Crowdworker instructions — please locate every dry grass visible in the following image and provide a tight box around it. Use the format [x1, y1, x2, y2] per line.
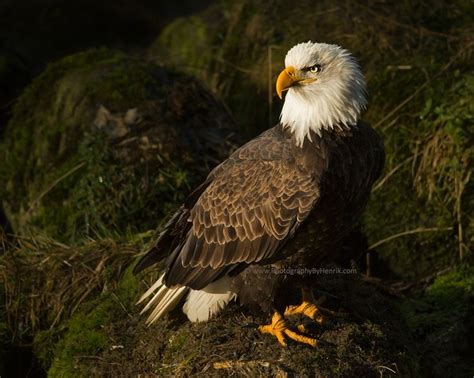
[0, 236, 137, 340]
[414, 127, 473, 260]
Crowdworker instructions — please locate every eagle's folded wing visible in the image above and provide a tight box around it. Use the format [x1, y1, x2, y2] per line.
[164, 153, 320, 289]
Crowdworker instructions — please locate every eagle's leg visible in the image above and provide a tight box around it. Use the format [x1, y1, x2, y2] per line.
[284, 287, 325, 325]
[258, 311, 317, 347]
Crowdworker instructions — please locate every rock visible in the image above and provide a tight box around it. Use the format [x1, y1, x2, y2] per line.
[0, 48, 241, 242]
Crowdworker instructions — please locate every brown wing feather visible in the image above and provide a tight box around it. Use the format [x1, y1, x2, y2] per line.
[164, 128, 320, 289]
[189, 159, 318, 266]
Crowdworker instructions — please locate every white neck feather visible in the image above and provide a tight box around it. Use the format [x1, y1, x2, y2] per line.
[279, 42, 367, 147]
[280, 84, 365, 146]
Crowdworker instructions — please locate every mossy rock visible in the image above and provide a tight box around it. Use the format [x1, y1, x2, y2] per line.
[398, 266, 474, 377]
[39, 266, 140, 377]
[0, 236, 142, 376]
[1, 234, 419, 376]
[150, 0, 474, 279]
[0, 48, 240, 242]
[41, 273, 418, 377]
[150, 13, 217, 80]
[149, 1, 279, 136]
[3, 233, 470, 377]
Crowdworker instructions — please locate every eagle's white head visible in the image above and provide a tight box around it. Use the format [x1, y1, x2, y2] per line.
[277, 41, 367, 146]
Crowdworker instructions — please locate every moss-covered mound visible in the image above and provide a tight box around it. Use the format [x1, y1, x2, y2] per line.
[41, 274, 418, 375]
[0, 237, 141, 376]
[399, 266, 474, 377]
[0, 48, 240, 242]
[0, 237, 416, 377]
[150, 0, 474, 279]
[86, 274, 417, 377]
[4, 241, 470, 377]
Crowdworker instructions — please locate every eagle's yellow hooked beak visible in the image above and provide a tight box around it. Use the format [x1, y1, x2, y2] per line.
[276, 66, 298, 99]
[276, 66, 317, 99]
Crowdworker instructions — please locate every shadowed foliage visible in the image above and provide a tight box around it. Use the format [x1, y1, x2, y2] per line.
[0, 49, 240, 242]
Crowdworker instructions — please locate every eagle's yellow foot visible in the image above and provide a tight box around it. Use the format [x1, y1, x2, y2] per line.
[284, 300, 325, 325]
[258, 311, 317, 347]
[284, 287, 325, 325]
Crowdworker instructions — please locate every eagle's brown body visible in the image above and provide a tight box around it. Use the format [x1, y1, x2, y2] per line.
[134, 120, 384, 314]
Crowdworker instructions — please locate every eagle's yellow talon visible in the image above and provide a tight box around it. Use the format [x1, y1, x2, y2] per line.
[284, 328, 318, 347]
[284, 301, 325, 324]
[259, 311, 317, 347]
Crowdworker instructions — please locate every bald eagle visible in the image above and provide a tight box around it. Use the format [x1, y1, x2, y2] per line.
[134, 41, 384, 346]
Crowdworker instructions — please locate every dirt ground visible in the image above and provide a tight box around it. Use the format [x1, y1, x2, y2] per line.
[79, 274, 416, 377]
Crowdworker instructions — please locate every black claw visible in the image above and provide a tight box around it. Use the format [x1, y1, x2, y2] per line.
[300, 320, 320, 333]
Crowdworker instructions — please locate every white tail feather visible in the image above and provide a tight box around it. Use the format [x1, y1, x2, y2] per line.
[146, 286, 187, 324]
[138, 273, 189, 325]
[138, 274, 237, 324]
[136, 275, 164, 305]
[140, 282, 169, 314]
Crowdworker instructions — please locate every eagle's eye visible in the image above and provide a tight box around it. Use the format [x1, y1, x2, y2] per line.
[307, 65, 321, 73]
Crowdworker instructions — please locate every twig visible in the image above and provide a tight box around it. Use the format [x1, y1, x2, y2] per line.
[75, 355, 121, 364]
[367, 226, 453, 251]
[455, 170, 471, 261]
[49, 305, 65, 330]
[214, 57, 253, 74]
[372, 156, 414, 191]
[213, 360, 271, 369]
[111, 292, 133, 319]
[376, 364, 398, 375]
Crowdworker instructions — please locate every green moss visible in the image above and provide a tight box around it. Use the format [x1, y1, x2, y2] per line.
[48, 324, 108, 377]
[151, 15, 214, 79]
[399, 266, 474, 377]
[160, 328, 200, 375]
[45, 267, 139, 376]
[33, 329, 59, 371]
